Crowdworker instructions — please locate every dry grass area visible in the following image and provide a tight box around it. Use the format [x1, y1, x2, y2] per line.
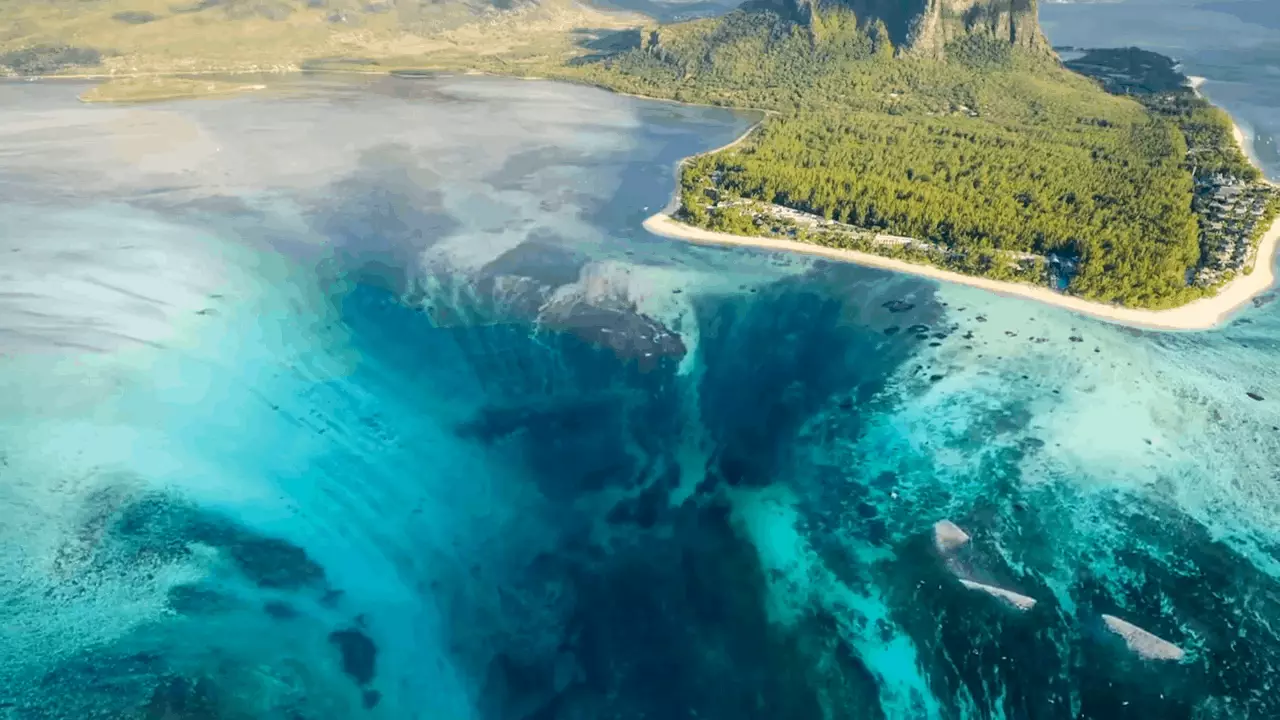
[79, 76, 268, 102]
[0, 0, 643, 96]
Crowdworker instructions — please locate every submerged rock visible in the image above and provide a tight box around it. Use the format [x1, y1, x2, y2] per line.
[959, 579, 1037, 611]
[932, 520, 970, 553]
[1101, 614, 1186, 661]
[329, 628, 378, 685]
[144, 676, 219, 719]
[263, 601, 298, 620]
[166, 584, 238, 615]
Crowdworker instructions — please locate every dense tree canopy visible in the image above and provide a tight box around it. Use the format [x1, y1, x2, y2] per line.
[567, 10, 1275, 309]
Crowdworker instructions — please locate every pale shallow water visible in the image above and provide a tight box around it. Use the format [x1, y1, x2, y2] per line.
[1, 63, 1279, 720]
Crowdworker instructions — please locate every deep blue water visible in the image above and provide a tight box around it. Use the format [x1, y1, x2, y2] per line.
[2, 42, 1280, 720]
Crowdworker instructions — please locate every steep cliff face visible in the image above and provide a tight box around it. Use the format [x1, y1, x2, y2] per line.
[771, 0, 1047, 58]
[906, 0, 1048, 57]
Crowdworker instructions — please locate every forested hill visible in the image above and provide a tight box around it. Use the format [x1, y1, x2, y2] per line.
[568, 2, 1278, 309]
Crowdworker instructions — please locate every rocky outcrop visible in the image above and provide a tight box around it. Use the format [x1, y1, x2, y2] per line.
[933, 519, 971, 553]
[765, 0, 1048, 58]
[905, 0, 1047, 57]
[959, 579, 1038, 610]
[1101, 614, 1187, 661]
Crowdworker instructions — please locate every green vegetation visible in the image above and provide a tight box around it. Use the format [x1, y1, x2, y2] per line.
[0, 44, 102, 75]
[564, 10, 1275, 309]
[1066, 48, 1259, 181]
[1066, 47, 1279, 286]
[0, 0, 1272, 309]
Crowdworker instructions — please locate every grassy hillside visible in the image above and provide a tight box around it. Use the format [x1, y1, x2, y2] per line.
[564, 8, 1274, 308]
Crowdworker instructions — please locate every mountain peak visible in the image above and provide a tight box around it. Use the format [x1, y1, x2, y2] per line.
[770, 0, 1048, 58]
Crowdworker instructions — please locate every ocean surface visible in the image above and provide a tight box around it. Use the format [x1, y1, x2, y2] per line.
[2, 8, 1280, 718]
[1042, 0, 1280, 179]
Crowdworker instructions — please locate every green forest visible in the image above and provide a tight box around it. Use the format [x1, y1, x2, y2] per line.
[564, 10, 1276, 309]
[1065, 48, 1261, 181]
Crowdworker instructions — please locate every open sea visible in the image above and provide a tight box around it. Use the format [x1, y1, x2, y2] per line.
[2, 3, 1280, 718]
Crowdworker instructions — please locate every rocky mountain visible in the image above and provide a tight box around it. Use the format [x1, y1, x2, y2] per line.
[764, 0, 1049, 58]
[917, 0, 1047, 56]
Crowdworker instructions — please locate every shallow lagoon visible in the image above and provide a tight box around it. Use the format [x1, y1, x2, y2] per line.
[2, 70, 1280, 719]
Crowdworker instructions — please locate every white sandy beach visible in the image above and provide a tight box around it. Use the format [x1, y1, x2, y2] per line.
[645, 87, 1279, 331]
[645, 213, 1280, 331]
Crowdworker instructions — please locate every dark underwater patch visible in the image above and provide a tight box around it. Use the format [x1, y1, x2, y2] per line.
[263, 600, 299, 620]
[481, 147, 592, 192]
[540, 298, 687, 365]
[479, 235, 586, 290]
[329, 628, 378, 686]
[311, 146, 460, 292]
[109, 493, 327, 590]
[143, 676, 219, 719]
[166, 584, 239, 615]
[456, 396, 616, 442]
[691, 270, 936, 488]
[410, 265, 945, 719]
[220, 531, 324, 589]
[530, 499, 884, 720]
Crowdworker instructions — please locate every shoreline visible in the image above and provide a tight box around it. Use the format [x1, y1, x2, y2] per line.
[14, 64, 1275, 329]
[656, 113, 769, 216]
[644, 87, 1277, 331]
[644, 213, 1279, 331]
[1190, 75, 1274, 187]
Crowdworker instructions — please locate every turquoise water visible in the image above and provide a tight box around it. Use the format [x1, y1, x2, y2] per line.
[2, 41, 1280, 720]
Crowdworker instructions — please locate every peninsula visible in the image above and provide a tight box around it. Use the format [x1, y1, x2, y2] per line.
[573, 18, 1279, 322]
[2, 0, 1275, 326]
[640, 50, 1280, 330]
